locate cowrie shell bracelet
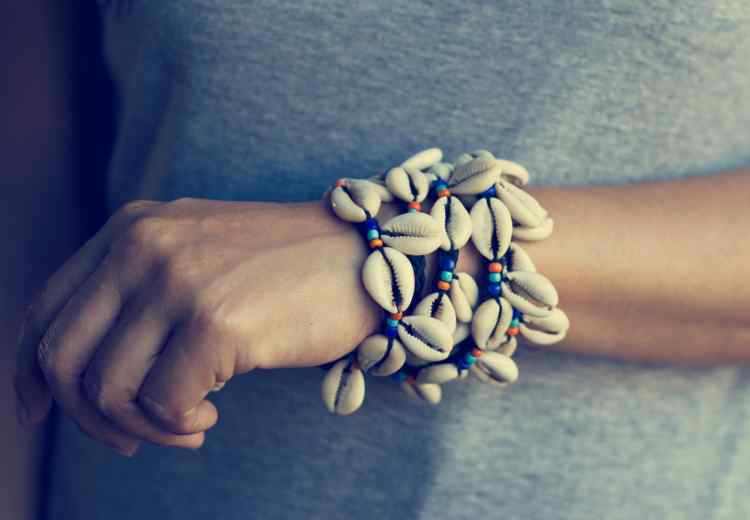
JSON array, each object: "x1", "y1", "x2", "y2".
[{"x1": 322, "y1": 148, "x2": 569, "y2": 414}]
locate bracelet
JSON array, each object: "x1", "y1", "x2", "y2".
[{"x1": 321, "y1": 148, "x2": 569, "y2": 414}]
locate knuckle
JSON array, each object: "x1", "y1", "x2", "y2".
[
  {"x1": 116, "y1": 216, "x2": 174, "y2": 260},
  {"x1": 140, "y1": 394, "x2": 198, "y2": 432},
  {"x1": 83, "y1": 375, "x2": 131, "y2": 417}
]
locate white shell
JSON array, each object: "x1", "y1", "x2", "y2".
[
  {"x1": 321, "y1": 359, "x2": 366, "y2": 415},
  {"x1": 329, "y1": 182, "x2": 382, "y2": 222},
  {"x1": 356, "y1": 334, "x2": 407, "y2": 376},
  {"x1": 450, "y1": 272, "x2": 479, "y2": 323},
  {"x1": 413, "y1": 292, "x2": 457, "y2": 334},
  {"x1": 402, "y1": 381, "x2": 442, "y2": 405},
  {"x1": 349, "y1": 177, "x2": 394, "y2": 202},
  {"x1": 495, "y1": 159, "x2": 530, "y2": 186},
  {"x1": 471, "y1": 297, "x2": 514, "y2": 350},
  {"x1": 404, "y1": 350, "x2": 432, "y2": 367},
  {"x1": 520, "y1": 308, "x2": 570, "y2": 345},
  {"x1": 453, "y1": 152, "x2": 474, "y2": 166},
  {"x1": 400, "y1": 148, "x2": 443, "y2": 171},
  {"x1": 470, "y1": 196, "x2": 513, "y2": 260},
  {"x1": 427, "y1": 162, "x2": 454, "y2": 181},
  {"x1": 513, "y1": 217, "x2": 554, "y2": 242},
  {"x1": 495, "y1": 179, "x2": 547, "y2": 228},
  {"x1": 431, "y1": 195, "x2": 473, "y2": 251},
  {"x1": 491, "y1": 335, "x2": 518, "y2": 357},
  {"x1": 502, "y1": 271, "x2": 558, "y2": 317},
  {"x1": 361, "y1": 247, "x2": 415, "y2": 313},
  {"x1": 385, "y1": 166, "x2": 430, "y2": 203},
  {"x1": 505, "y1": 242, "x2": 537, "y2": 273},
  {"x1": 380, "y1": 212, "x2": 443, "y2": 255},
  {"x1": 448, "y1": 156, "x2": 501, "y2": 195},
  {"x1": 397, "y1": 315, "x2": 453, "y2": 362},
  {"x1": 416, "y1": 363, "x2": 460, "y2": 384},
  {"x1": 472, "y1": 351, "x2": 519, "y2": 386},
  {"x1": 453, "y1": 322, "x2": 471, "y2": 345}
]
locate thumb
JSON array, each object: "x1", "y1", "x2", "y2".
[{"x1": 14, "y1": 315, "x2": 52, "y2": 426}]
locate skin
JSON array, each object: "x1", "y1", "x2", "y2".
[{"x1": 14, "y1": 170, "x2": 750, "y2": 459}]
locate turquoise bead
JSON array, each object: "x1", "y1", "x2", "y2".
[
  {"x1": 488, "y1": 272, "x2": 501, "y2": 283},
  {"x1": 510, "y1": 318, "x2": 520, "y2": 327},
  {"x1": 387, "y1": 318, "x2": 400, "y2": 328},
  {"x1": 440, "y1": 271, "x2": 453, "y2": 282},
  {"x1": 408, "y1": 208, "x2": 418, "y2": 213},
  {"x1": 391, "y1": 372, "x2": 407, "y2": 382},
  {"x1": 366, "y1": 229, "x2": 380, "y2": 240},
  {"x1": 464, "y1": 354, "x2": 476, "y2": 365}
]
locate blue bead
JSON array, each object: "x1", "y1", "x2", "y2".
[
  {"x1": 440, "y1": 271, "x2": 453, "y2": 282},
  {"x1": 513, "y1": 309, "x2": 523, "y2": 320},
  {"x1": 482, "y1": 185, "x2": 497, "y2": 198},
  {"x1": 366, "y1": 229, "x2": 380, "y2": 240},
  {"x1": 391, "y1": 372, "x2": 407, "y2": 382},
  {"x1": 488, "y1": 272, "x2": 501, "y2": 283},
  {"x1": 488, "y1": 283, "x2": 501, "y2": 297},
  {"x1": 386, "y1": 326, "x2": 398, "y2": 338},
  {"x1": 510, "y1": 318, "x2": 520, "y2": 327},
  {"x1": 364, "y1": 218, "x2": 379, "y2": 230},
  {"x1": 439, "y1": 257, "x2": 456, "y2": 270},
  {"x1": 457, "y1": 360, "x2": 470, "y2": 370}
]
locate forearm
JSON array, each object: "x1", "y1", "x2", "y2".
[{"x1": 453, "y1": 169, "x2": 750, "y2": 366}]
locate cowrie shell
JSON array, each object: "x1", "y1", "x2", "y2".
[
  {"x1": 431, "y1": 195, "x2": 472, "y2": 251},
  {"x1": 356, "y1": 334, "x2": 407, "y2": 376},
  {"x1": 470, "y1": 196, "x2": 513, "y2": 260},
  {"x1": 495, "y1": 179, "x2": 547, "y2": 228},
  {"x1": 413, "y1": 292, "x2": 457, "y2": 334},
  {"x1": 495, "y1": 159, "x2": 530, "y2": 187},
  {"x1": 448, "y1": 156, "x2": 501, "y2": 195},
  {"x1": 385, "y1": 166, "x2": 430, "y2": 203},
  {"x1": 404, "y1": 350, "x2": 432, "y2": 367},
  {"x1": 450, "y1": 272, "x2": 479, "y2": 323},
  {"x1": 330, "y1": 182, "x2": 382, "y2": 222},
  {"x1": 351, "y1": 177, "x2": 394, "y2": 202},
  {"x1": 400, "y1": 147, "x2": 443, "y2": 171},
  {"x1": 417, "y1": 363, "x2": 460, "y2": 384},
  {"x1": 321, "y1": 359, "x2": 366, "y2": 415},
  {"x1": 380, "y1": 212, "x2": 443, "y2": 256},
  {"x1": 402, "y1": 381, "x2": 442, "y2": 405},
  {"x1": 490, "y1": 335, "x2": 518, "y2": 357},
  {"x1": 469, "y1": 149, "x2": 496, "y2": 159},
  {"x1": 453, "y1": 322, "x2": 471, "y2": 345},
  {"x1": 520, "y1": 308, "x2": 570, "y2": 345},
  {"x1": 513, "y1": 217, "x2": 554, "y2": 242},
  {"x1": 471, "y1": 297, "x2": 514, "y2": 350},
  {"x1": 427, "y1": 162, "x2": 454, "y2": 182},
  {"x1": 471, "y1": 352, "x2": 519, "y2": 387},
  {"x1": 453, "y1": 152, "x2": 474, "y2": 166},
  {"x1": 397, "y1": 315, "x2": 453, "y2": 362},
  {"x1": 362, "y1": 247, "x2": 415, "y2": 313},
  {"x1": 505, "y1": 242, "x2": 537, "y2": 273},
  {"x1": 502, "y1": 271, "x2": 558, "y2": 317}
]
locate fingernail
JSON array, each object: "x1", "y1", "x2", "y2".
[
  {"x1": 15, "y1": 400, "x2": 30, "y2": 427},
  {"x1": 116, "y1": 444, "x2": 139, "y2": 458}
]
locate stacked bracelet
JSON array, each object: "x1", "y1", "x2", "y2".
[{"x1": 321, "y1": 148, "x2": 569, "y2": 414}]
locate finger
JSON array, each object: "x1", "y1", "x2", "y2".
[
  {"x1": 15, "y1": 200, "x2": 157, "y2": 425},
  {"x1": 38, "y1": 258, "x2": 140, "y2": 454},
  {"x1": 82, "y1": 293, "x2": 207, "y2": 448},
  {"x1": 138, "y1": 321, "x2": 224, "y2": 435}
]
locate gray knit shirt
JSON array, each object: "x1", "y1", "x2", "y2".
[{"x1": 46, "y1": 2, "x2": 750, "y2": 519}]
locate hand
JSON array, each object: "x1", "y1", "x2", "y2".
[{"x1": 14, "y1": 198, "x2": 380, "y2": 456}]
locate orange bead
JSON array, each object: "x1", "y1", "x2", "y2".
[
  {"x1": 471, "y1": 348, "x2": 484, "y2": 358},
  {"x1": 507, "y1": 327, "x2": 520, "y2": 336},
  {"x1": 437, "y1": 189, "x2": 451, "y2": 198},
  {"x1": 390, "y1": 312, "x2": 403, "y2": 321},
  {"x1": 488, "y1": 262, "x2": 503, "y2": 273},
  {"x1": 437, "y1": 280, "x2": 451, "y2": 291},
  {"x1": 335, "y1": 179, "x2": 346, "y2": 187},
  {"x1": 369, "y1": 239, "x2": 384, "y2": 248},
  {"x1": 408, "y1": 201, "x2": 422, "y2": 211},
  {"x1": 405, "y1": 376, "x2": 416, "y2": 385}
]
